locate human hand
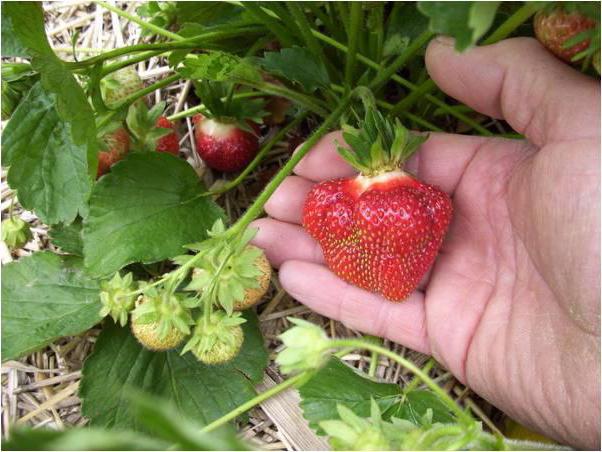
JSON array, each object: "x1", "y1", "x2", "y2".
[{"x1": 251, "y1": 37, "x2": 600, "y2": 449}]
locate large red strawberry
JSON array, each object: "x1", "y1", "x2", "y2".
[
  {"x1": 193, "y1": 114, "x2": 259, "y2": 172},
  {"x1": 97, "y1": 127, "x2": 130, "y2": 178},
  {"x1": 155, "y1": 116, "x2": 179, "y2": 155},
  {"x1": 302, "y1": 112, "x2": 452, "y2": 301},
  {"x1": 534, "y1": 7, "x2": 598, "y2": 63}
]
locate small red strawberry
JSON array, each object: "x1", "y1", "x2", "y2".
[
  {"x1": 534, "y1": 6, "x2": 598, "y2": 63},
  {"x1": 302, "y1": 112, "x2": 452, "y2": 301},
  {"x1": 97, "y1": 127, "x2": 130, "y2": 178},
  {"x1": 155, "y1": 116, "x2": 179, "y2": 155},
  {"x1": 191, "y1": 80, "x2": 266, "y2": 173},
  {"x1": 193, "y1": 114, "x2": 259, "y2": 172}
]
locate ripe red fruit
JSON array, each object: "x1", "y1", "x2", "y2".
[
  {"x1": 193, "y1": 114, "x2": 259, "y2": 172},
  {"x1": 302, "y1": 113, "x2": 452, "y2": 301},
  {"x1": 97, "y1": 127, "x2": 130, "y2": 178},
  {"x1": 155, "y1": 116, "x2": 179, "y2": 155},
  {"x1": 534, "y1": 8, "x2": 596, "y2": 62}
]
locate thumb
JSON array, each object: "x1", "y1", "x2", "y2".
[{"x1": 425, "y1": 36, "x2": 600, "y2": 146}]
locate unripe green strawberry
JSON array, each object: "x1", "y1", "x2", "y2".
[
  {"x1": 1, "y1": 217, "x2": 32, "y2": 250},
  {"x1": 233, "y1": 248, "x2": 271, "y2": 311},
  {"x1": 131, "y1": 317, "x2": 186, "y2": 351},
  {"x1": 130, "y1": 290, "x2": 194, "y2": 351},
  {"x1": 183, "y1": 311, "x2": 245, "y2": 365},
  {"x1": 101, "y1": 67, "x2": 144, "y2": 109},
  {"x1": 185, "y1": 223, "x2": 273, "y2": 313}
]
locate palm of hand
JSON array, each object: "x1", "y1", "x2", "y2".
[{"x1": 252, "y1": 38, "x2": 600, "y2": 448}]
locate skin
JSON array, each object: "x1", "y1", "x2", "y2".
[{"x1": 251, "y1": 37, "x2": 600, "y2": 449}]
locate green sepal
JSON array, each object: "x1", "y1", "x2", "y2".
[
  {"x1": 338, "y1": 110, "x2": 428, "y2": 176},
  {"x1": 99, "y1": 272, "x2": 137, "y2": 326}
]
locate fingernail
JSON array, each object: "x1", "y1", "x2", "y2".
[{"x1": 434, "y1": 35, "x2": 455, "y2": 47}]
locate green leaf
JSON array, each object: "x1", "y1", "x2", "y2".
[
  {"x1": 299, "y1": 357, "x2": 403, "y2": 433},
  {"x1": 418, "y1": 1, "x2": 501, "y2": 51},
  {"x1": 3, "y1": 2, "x2": 97, "y2": 178},
  {"x1": 384, "y1": 3, "x2": 429, "y2": 57},
  {"x1": 49, "y1": 218, "x2": 84, "y2": 256},
  {"x1": 260, "y1": 47, "x2": 330, "y2": 92},
  {"x1": 1, "y1": 428, "x2": 166, "y2": 451},
  {"x1": 1, "y1": 7, "x2": 28, "y2": 57},
  {"x1": 1, "y1": 252, "x2": 102, "y2": 361},
  {"x1": 174, "y1": 2, "x2": 249, "y2": 27},
  {"x1": 300, "y1": 357, "x2": 456, "y2": 434},
  {"x1": 179, "y1": 51, "x2": 261, "y2": 83},
  {"x1": 80, "y1": 312, "x2": 268, "y2": 430},
  {"x1": 389, "y1": 390, "x2": 455, "y2": 425},
  {"x1": 83, "y1": 152, "x2": 226, "y2": 277},
  {"x1": 1, "y1": 83, "x2": 91, "y2": 225}
]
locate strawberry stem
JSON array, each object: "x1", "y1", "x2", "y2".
[{"x1": 227, "y1": 92, "x2": 354, "y2": 237}]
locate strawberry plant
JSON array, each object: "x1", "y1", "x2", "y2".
[{"x1": 1, "y1": 1, "x2": 598, "y2": 450}]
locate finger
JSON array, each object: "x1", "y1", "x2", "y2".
[
  {"x1": 294, "y1": 131, "x2": 357, "y2": 181},
  {"x1": 250, "y1": 218, "x2": 324, "y2": 268},
  {"x1": 279, "y1": 260, "x2": 430, "y2": 353},
  {"x1": 265, "y1": 176, "x2": 314, "y2": 224},
  {"x1": 426, "y1": 36, "x2": 600, "y2": 146}
]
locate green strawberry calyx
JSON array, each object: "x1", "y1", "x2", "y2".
[
  {"x1": 337, "y1": 110, "x2": 428, "y2": 178},
  {"x1": 131, "y1": 285, "x2": 195, "y2": 339},
  {"x1": 1, "y1": 216, "x2": 32, "y2": 250},
  {"x1": 183, "y1": 223, "x2": 266, "y2": 314},
  {"x1": 99, "y1": 272, "x2": 137, "y2": 326},
  {"x1": 182, "y1": 310, "x2": 245, "y2": 364}
]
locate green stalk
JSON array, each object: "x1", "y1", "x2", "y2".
[
  {"x1": 287, "y1": 4, "x2": 329, "y2": 72},
  {"x1": 241, "y1": 79, "x2": 329, "y2": 118},
  {"x1": 243, "y1": 2, "x2": 296, "y2": 48},
  {"x1": 482, "y1": 3, "x2": 543, "y2": 45},
  {"x1": 228, "y1": 93, "x2": 353, "y2": 236},
  {"x1": 101, "y1": 50, "x2": 167, "y2": 77},
  {"x1": 208, "y1": 113, "x2": 308, "y2": 196},
  {"x1": 65, "y1": 27, "x2": 264, "y2": 70},
  {"x1": 344, "y1": 3, "x2": 363, "y2": 94},
  {"x1": 370, "y1": 30, "x2": 434, "y2": 92},
  {"x1": 95, "y1": 0, "x2": 184, "y2": 41},
  {"x1": 113, "y1": 73, "x2": 181, "y2": 110},
  {"x1": 311, "y1": 29, "x2": 492, "y2": 135},
  {"x1": 404, "y1": 358, "x2": 435, "y2": 393},
  {"x1": 200, "y1": 373, "x2": 306, "y2": 433}
]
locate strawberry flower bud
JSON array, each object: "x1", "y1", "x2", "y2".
[
  {"x1": 99, "y1": 272, "x2": 137, "y2": 326},
  {"x1": 275, "y1": 318, "x2": 330, "y2": 374},
  {"x1": 1, "y1": 217, "x2": 32, "y2": 250},
  {"x1": 183, "y1": 311, "x2": 245, "y2": 365}
]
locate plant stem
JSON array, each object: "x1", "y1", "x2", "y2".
[
  {"x1": 311, "y1": 29, "x2": 492, "y2": 135},
  {"x1": 404, "y1": 358, "x2": 435, "y2": 393},
  {"x1": 200, "y1": 372, "x2": 306, "y2": 433},
  {"x1": 241, "y1": 79, "x2": 329, "y2": 118},
  {"x1": 242, "y1": 2, "x2": 296, "y2": 48},
  {"x1": 344, "y1": 2, "x2": 362, "y2": 94},
  {"x1": 113, "y1": 73, "x2": 181, "y2": 110},
  {"x1": 101, "y1": 50, "x2": 167, "y2": 77},
  {"x1": 228, "y1": 93, "x2": 352, "y2": 236},
  {"x1": 208, "y1": 113, "x2": 308, "y2": 196},
  {"x1": 168, "y1": 92, "x2": 261, "y2": 121},
  {"x1": 329, "y1": 339, "x2": 473, "y2": 424},
  {"x1": 482, "y1": 3, "x2": 543, "y2": 45},
  {"x1": 370, "y1": 29, "x2": 434, "y2": 92},
  {"x1": 95, "y1": 0, "x2": 184, "y2": 41}
]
